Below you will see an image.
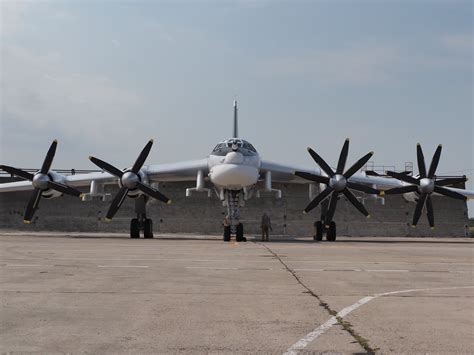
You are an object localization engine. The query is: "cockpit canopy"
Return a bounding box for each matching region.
[212,139,258,156]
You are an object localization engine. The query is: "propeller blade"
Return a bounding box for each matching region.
[426,195,434,228]
[412,193,428,227]
[24,188,42,223]
[343,151,374,179]
[89,156,124,178]
[105,187,129,220]
[336,139,350,175]
[346,182,379,194]
[324,191,339,227]
[386,171,420,185]
[136,182,170,203]
[343,189,369,217]
[0,165,34,181]
[40,140,58,174]
[384,185,419,195]
[294,171,330,184]
[416,144,427,178]
[427,144,442,179]
[47,181,82,197]
[303,187,333,213]
[307,148,334,177]
[433,186,467,201]
[436,177,467,187]
[132,139,154,174]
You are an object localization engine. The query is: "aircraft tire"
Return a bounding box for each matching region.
[223,226,231,242]
[327,222,336,241]
[314,221,323,241]
[144,218,154,239]
[236,223,244,242]
[130,218,140,239]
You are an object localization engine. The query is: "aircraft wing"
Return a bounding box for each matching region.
[259,160,323,183]
[259,159,474,199]
[259,159,403,188]
[0,159,209,192]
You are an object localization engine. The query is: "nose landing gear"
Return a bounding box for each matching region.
[130,195,154,239]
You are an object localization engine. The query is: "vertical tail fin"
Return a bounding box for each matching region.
[233,100,238,138]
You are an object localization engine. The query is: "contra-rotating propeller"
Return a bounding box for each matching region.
[384,144,467,228]
[295,139,379,227]
[88,139,171,221]
[0,140,83,223]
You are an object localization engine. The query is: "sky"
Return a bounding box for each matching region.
[0,0,473,214]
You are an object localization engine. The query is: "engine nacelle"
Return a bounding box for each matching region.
[117,170,149,198]
[41,171,68,199]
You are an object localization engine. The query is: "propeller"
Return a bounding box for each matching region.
[384,144,467,228]
[0,140,83,223]
[295,139,378,227]
[88,139,171,221]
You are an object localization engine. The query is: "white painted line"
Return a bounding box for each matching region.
[283,285,474,355]
[97,265,148,269]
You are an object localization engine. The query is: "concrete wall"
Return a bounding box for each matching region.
[0,179,470,237]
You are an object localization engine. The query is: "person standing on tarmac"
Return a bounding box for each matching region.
[261,213,272,242]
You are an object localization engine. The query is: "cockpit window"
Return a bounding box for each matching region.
[212,139,257,156]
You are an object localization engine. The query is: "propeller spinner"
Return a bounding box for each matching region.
[88,139,171,221]
[384,144,467,228]
[295,139,378,227]
[0,140,83,223]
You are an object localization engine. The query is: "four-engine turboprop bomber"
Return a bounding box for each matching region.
[1,101,473,240]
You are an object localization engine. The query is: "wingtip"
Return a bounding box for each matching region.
[306,147,312,151]
[53,139,58,143]
[417,143,421,146]
[438,144,443,148]
[88,156,93,161]
[345,138,350,142]
[370,151,374,155]
[150,139,154,143]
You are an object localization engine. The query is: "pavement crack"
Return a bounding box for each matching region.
[258,242,376,355]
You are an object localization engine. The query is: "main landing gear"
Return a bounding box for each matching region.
[314,200,337,241]
[314,221,337,241]
[130,195,154,239]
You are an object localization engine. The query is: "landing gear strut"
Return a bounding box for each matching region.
[130,195,154,239]
[222,189,246,242]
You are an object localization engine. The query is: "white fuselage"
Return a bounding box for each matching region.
[207,139,260,190]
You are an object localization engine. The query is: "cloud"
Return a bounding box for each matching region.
[258,43,401,86]
[441,34,473,52]
[0,0,31,36]
[0,44,145,166]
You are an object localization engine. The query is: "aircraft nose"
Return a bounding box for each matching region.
[224,151,244,164]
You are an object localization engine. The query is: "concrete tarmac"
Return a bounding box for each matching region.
[0,232,472,354]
